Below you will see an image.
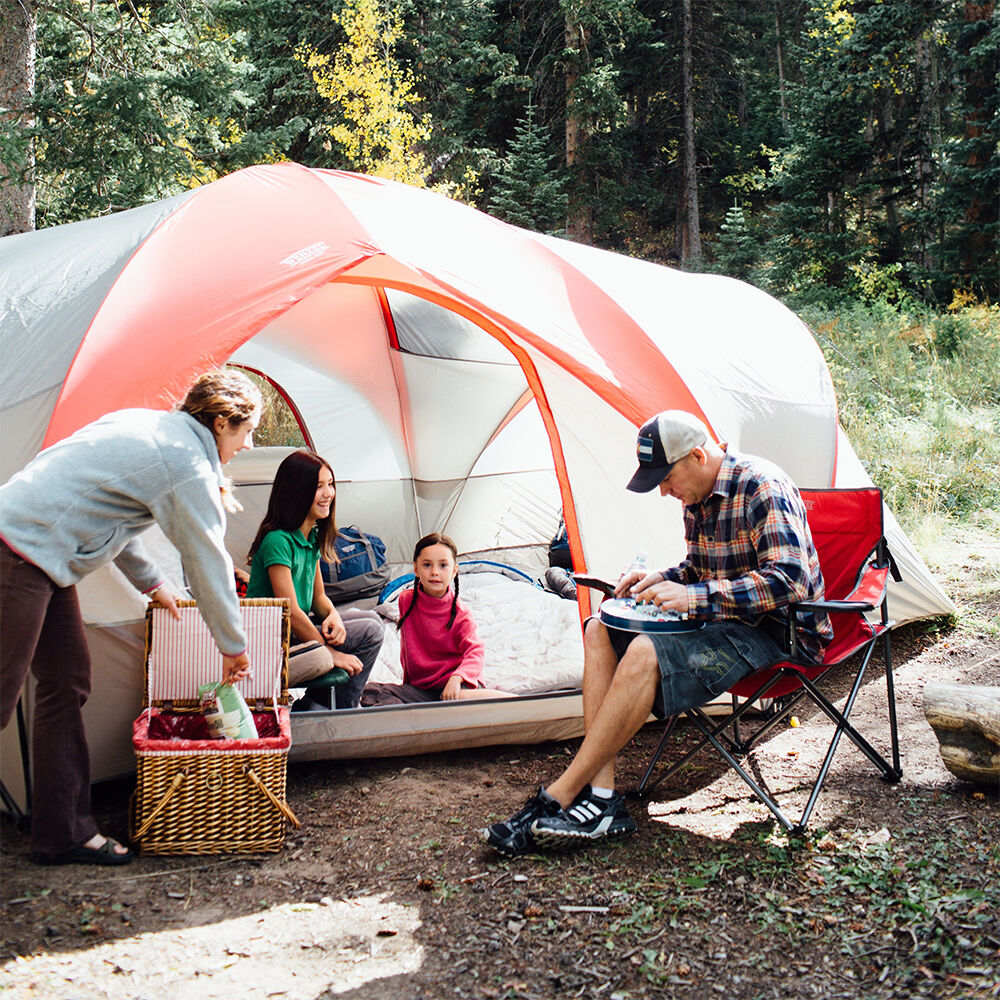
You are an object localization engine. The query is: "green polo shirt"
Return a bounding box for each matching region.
[246,527,320,613]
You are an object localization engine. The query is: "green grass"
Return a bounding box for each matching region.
[796,298,1000,533]
[562,809,1000,997]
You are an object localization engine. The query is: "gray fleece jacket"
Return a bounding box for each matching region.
[0,409,247,655]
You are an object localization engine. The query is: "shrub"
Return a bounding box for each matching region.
[795,298,1000,531]
[237,368,307,448]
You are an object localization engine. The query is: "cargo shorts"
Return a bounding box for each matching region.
[606,619,784,719]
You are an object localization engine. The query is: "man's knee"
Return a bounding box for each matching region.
[583,616,611,656]
[617,635,660,688]
[355,620,384,661]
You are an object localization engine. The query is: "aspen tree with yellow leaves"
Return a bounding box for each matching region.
[298,0,432,187]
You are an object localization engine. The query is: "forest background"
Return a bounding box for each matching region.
[1,0,998,539]
[1,8,999,995]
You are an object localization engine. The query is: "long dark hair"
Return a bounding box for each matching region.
[248,450,337,563]
[397,532,460,631]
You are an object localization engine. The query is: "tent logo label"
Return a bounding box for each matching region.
[281,241,329,268]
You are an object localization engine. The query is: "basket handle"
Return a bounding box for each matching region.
[243,765,301,828]
[133,770,188,841]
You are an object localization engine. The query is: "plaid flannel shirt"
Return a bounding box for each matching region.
[660,450,833,663]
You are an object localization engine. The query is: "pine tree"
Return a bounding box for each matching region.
[932,1,999,300]
[488,100,568,235]
[713,204,760,283]
[9,0,259,227]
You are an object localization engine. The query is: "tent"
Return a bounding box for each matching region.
[0,163,953,798]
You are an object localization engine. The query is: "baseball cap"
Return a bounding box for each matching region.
[626,410,710,493]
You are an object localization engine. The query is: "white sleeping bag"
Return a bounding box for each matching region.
[371,571,584,694]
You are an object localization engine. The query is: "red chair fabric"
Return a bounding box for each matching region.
[636,487,902,834]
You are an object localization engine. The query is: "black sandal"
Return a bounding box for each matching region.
[32,837,134,867]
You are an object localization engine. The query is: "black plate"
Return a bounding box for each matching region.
[599,598,704,634]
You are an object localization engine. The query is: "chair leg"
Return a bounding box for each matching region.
[798,660,898,780]
[793,644,900,831]
[0,779,28,829]
[636,672,789,798]
[636,715,679,796]
[636,706,754,798]
[688,713,799,833]
[1,696,32,830]
[881,631,902,778]
[729,684,813,754]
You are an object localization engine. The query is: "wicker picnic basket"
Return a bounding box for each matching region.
[129,598,300,855]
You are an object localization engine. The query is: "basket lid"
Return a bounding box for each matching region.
[143,599,289,708]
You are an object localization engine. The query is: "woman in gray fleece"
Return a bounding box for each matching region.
[0,369,263,866]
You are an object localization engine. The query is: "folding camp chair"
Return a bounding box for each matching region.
[0,696,31,829]
[635,486,902,835]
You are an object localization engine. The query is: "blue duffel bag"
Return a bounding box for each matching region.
[320,526,391,606]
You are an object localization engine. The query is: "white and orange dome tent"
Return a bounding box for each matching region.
[0,163,952,785]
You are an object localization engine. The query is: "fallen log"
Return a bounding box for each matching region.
[923,683,1000,785]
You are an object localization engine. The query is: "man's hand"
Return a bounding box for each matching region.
[222,652,252,684]
[150,586,182,620]
[441,675,463,701]
[633,578,689,614]
[615,569,663,599]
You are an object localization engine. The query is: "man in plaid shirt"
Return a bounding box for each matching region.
[485,410,832,856]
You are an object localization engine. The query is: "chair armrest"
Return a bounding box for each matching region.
[792,599,877,614]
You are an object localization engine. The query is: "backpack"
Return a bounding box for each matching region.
[547,517,573,570]
[320,526,391,606]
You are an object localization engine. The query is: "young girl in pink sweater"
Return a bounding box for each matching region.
[361,533,512,705]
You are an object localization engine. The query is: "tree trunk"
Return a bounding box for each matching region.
[678,0,701,262]
[564,13,592,245]
[878,96,903,264]
[736,0,747,125]
[923,683,1000,785]
[914,30,936,271]
[960,0,997,288]
[774,1,788,136]
[0,0,37,235]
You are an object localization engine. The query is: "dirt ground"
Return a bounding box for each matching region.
[2,530,998,1000]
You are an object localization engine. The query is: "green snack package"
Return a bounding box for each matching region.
[198,682,259,740]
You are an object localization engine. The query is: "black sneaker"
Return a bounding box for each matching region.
[530,788,637,846]
[482,787,562,857]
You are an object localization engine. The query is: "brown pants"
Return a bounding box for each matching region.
[0,540,98,854]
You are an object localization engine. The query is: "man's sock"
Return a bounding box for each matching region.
[590,786,614,798]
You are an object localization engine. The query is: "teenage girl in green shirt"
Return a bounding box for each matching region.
[246,450,383,709]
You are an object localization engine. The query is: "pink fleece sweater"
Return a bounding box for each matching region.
[398,587,485,690]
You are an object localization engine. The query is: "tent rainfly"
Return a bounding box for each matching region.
[0,163,953,795]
